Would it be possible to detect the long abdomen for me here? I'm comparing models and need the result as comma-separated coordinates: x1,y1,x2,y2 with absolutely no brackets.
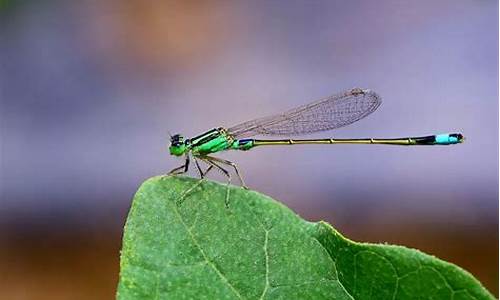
231,133,464,150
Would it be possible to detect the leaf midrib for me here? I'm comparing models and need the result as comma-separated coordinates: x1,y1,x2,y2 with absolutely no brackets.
170,180,243,299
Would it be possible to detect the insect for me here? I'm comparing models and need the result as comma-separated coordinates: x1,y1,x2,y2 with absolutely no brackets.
168,88,463,191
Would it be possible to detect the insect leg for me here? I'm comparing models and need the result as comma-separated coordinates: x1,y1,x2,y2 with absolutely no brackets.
168,155,190,175
200,158,232,207
204,155,247,189
193,156,214,178
193,156,204,178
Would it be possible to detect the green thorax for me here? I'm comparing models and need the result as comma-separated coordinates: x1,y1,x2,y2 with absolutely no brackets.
187,128,255,156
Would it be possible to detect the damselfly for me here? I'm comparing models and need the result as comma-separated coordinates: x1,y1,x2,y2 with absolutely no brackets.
168,88,463,189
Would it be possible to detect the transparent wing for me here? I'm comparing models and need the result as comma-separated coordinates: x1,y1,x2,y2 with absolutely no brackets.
227,88,381,138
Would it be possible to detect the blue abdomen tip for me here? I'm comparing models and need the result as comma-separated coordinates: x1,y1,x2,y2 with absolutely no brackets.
435,133,464,145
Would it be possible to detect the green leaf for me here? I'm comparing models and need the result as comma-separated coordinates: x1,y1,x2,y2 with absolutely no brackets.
117,176,494,300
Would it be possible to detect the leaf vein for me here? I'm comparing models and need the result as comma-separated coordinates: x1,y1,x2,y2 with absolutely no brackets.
239,199,271,300
259,230,270,300
171,181,243,299
311,237,355,300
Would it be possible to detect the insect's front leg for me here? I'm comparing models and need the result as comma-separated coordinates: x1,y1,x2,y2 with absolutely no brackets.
168,154,190,175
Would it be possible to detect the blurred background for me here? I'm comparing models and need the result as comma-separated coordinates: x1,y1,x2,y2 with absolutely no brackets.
0,0,497,298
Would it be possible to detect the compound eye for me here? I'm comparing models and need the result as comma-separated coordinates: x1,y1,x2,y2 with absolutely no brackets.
171,134,183,143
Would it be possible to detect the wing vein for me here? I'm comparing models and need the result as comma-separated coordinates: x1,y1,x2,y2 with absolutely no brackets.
227,88,381,138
